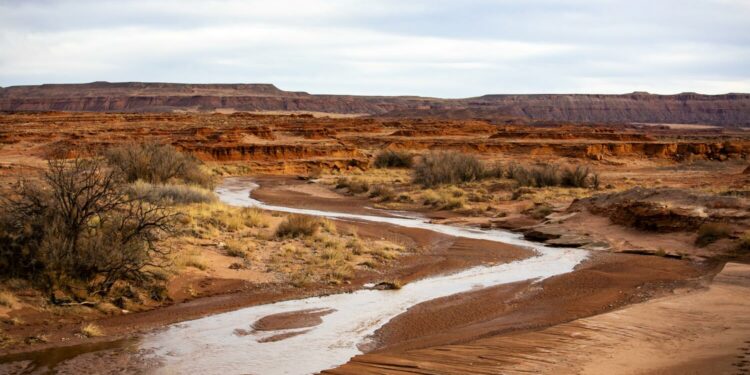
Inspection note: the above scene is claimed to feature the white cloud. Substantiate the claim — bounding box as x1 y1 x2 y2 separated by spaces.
0 0 748 96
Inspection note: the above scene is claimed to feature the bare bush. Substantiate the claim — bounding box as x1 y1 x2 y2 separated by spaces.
373 150 413 168
0 158 176 298
105 143 213 188
413 152 485 187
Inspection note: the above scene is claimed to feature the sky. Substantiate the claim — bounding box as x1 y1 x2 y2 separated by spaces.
1 0 749 97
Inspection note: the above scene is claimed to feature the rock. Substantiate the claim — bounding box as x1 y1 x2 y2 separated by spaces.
3 83 750 126
570 187 749 232
743 165 750 174
545 234 593 248
524 225 568 241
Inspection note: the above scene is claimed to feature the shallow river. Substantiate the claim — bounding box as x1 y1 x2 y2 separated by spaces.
138 178 588 374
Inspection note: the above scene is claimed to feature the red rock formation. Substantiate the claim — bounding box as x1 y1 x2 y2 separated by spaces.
2 82 749 127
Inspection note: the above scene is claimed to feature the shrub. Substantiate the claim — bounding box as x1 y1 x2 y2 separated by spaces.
224 239 250 259
484 162 504 179
373 150 413 168
413 152 485 187
0 158 176 298
696 222 732 247
336 178 369 194
369 185 396 201
240 207 265 228
127 181 216 205
561 166 591 188
276 215 322 238
529 164 561 187
105 142 214 188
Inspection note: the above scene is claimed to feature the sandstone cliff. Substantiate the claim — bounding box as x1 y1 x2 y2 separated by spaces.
1 82 749 127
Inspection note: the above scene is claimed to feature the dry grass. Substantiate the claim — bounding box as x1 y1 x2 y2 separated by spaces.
0 291 19 309
421 189 465 210
224 239 253 259
80 323 104 338
276 215 323 238
173 249 209 271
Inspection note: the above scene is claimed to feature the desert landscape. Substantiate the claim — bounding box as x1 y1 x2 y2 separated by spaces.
0 82 747 374
1 1 750 373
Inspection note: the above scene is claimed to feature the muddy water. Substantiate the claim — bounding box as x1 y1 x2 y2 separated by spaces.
132 178 588 375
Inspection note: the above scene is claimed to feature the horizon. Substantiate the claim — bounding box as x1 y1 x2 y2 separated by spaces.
1 80 748 98
1 1 749 98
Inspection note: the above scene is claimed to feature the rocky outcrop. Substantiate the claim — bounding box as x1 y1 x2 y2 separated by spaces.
2 82 749 127
570 187 750 232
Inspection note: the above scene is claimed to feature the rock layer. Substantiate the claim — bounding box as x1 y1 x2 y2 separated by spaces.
2 82 749 126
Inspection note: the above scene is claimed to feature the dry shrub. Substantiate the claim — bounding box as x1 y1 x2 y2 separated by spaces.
224 239 252 259
276 215 322 238
336 178 370 194
373 150 413 168
127 181 216 205
0 158 176 298
105 142 214 188
696 222 732 247
507 163 598 188
369 185 396 201
413 152 485 187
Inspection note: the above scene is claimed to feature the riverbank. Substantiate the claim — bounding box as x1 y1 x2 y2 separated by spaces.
0 176 720 374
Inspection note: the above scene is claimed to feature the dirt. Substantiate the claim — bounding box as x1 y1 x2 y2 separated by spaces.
328 262 749 375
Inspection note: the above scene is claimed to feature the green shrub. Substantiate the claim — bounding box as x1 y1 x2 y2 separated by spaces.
276 215 322 238
413 152 485 187
696 222 732 247
373 150 413 168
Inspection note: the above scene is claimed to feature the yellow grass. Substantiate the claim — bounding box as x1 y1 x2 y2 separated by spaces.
0 291 19 309
80 323 104 337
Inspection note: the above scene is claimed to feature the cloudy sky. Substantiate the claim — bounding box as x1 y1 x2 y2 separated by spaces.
1 0 749 97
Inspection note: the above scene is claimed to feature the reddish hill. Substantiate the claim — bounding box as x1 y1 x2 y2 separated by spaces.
1 82 749 127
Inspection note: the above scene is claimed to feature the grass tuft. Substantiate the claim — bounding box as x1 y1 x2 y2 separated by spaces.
80 323 104 338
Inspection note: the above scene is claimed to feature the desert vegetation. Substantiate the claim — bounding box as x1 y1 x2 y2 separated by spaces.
0 157 177 300
373 150 413 169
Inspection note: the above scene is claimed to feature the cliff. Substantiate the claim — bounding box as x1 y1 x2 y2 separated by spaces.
1 82 749 127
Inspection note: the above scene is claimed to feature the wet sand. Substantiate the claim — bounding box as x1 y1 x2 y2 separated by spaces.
328 262 749 375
